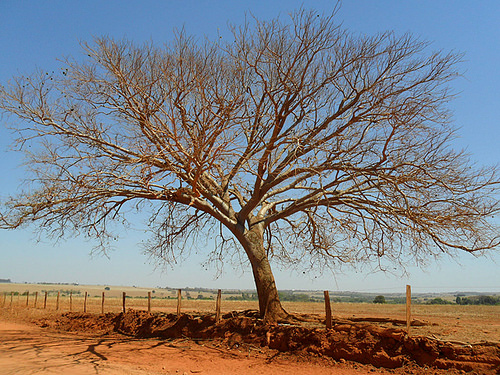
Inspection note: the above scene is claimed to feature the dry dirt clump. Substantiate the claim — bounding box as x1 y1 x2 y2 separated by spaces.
46 309 500 374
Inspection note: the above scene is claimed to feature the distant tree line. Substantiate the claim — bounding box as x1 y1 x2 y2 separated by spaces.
456 295 500 305
425 297 454 305
278 291 321 302
227 292 259 301
226 292 500 305
226 291 322 302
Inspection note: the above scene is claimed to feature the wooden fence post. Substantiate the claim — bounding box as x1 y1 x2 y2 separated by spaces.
122 292 126 313
10 292 14 309
148 291 151 313
101 291 105 314
34 291 38 308
2 292 6 307
69 291 73 312
324 291 332 329
84 291 88 313
56 291 60 311
25 291 29 307
215 289 222 323
44 291 48 309
177 289 182 316
406 285 412 335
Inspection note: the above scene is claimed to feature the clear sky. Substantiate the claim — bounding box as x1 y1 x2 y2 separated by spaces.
1 1 499 294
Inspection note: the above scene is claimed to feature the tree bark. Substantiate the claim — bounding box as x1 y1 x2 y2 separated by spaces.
243 224 288 323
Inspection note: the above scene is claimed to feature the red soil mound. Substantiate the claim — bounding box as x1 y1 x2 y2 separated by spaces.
48 309 500 374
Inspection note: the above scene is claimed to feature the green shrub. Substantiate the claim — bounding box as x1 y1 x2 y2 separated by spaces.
373 295 386 304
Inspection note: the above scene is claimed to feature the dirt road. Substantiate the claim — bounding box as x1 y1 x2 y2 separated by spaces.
0 319 385 375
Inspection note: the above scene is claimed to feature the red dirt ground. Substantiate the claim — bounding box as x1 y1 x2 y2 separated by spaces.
1 308 499 374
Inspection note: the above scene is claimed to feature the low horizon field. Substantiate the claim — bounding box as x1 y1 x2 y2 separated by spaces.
1 282 499 346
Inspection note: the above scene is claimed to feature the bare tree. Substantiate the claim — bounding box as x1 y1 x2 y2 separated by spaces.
1 10 499 322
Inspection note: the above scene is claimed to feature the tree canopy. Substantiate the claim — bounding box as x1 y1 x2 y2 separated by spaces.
1 9 499 321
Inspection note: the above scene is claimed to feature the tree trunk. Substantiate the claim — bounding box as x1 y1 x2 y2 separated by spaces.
243 225 288 323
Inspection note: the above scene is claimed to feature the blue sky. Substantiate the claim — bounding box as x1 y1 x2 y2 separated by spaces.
1 1 499 293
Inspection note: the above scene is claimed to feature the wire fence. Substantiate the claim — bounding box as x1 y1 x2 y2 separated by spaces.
1 288 260 324
3 286 500 345
1 286 415 333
